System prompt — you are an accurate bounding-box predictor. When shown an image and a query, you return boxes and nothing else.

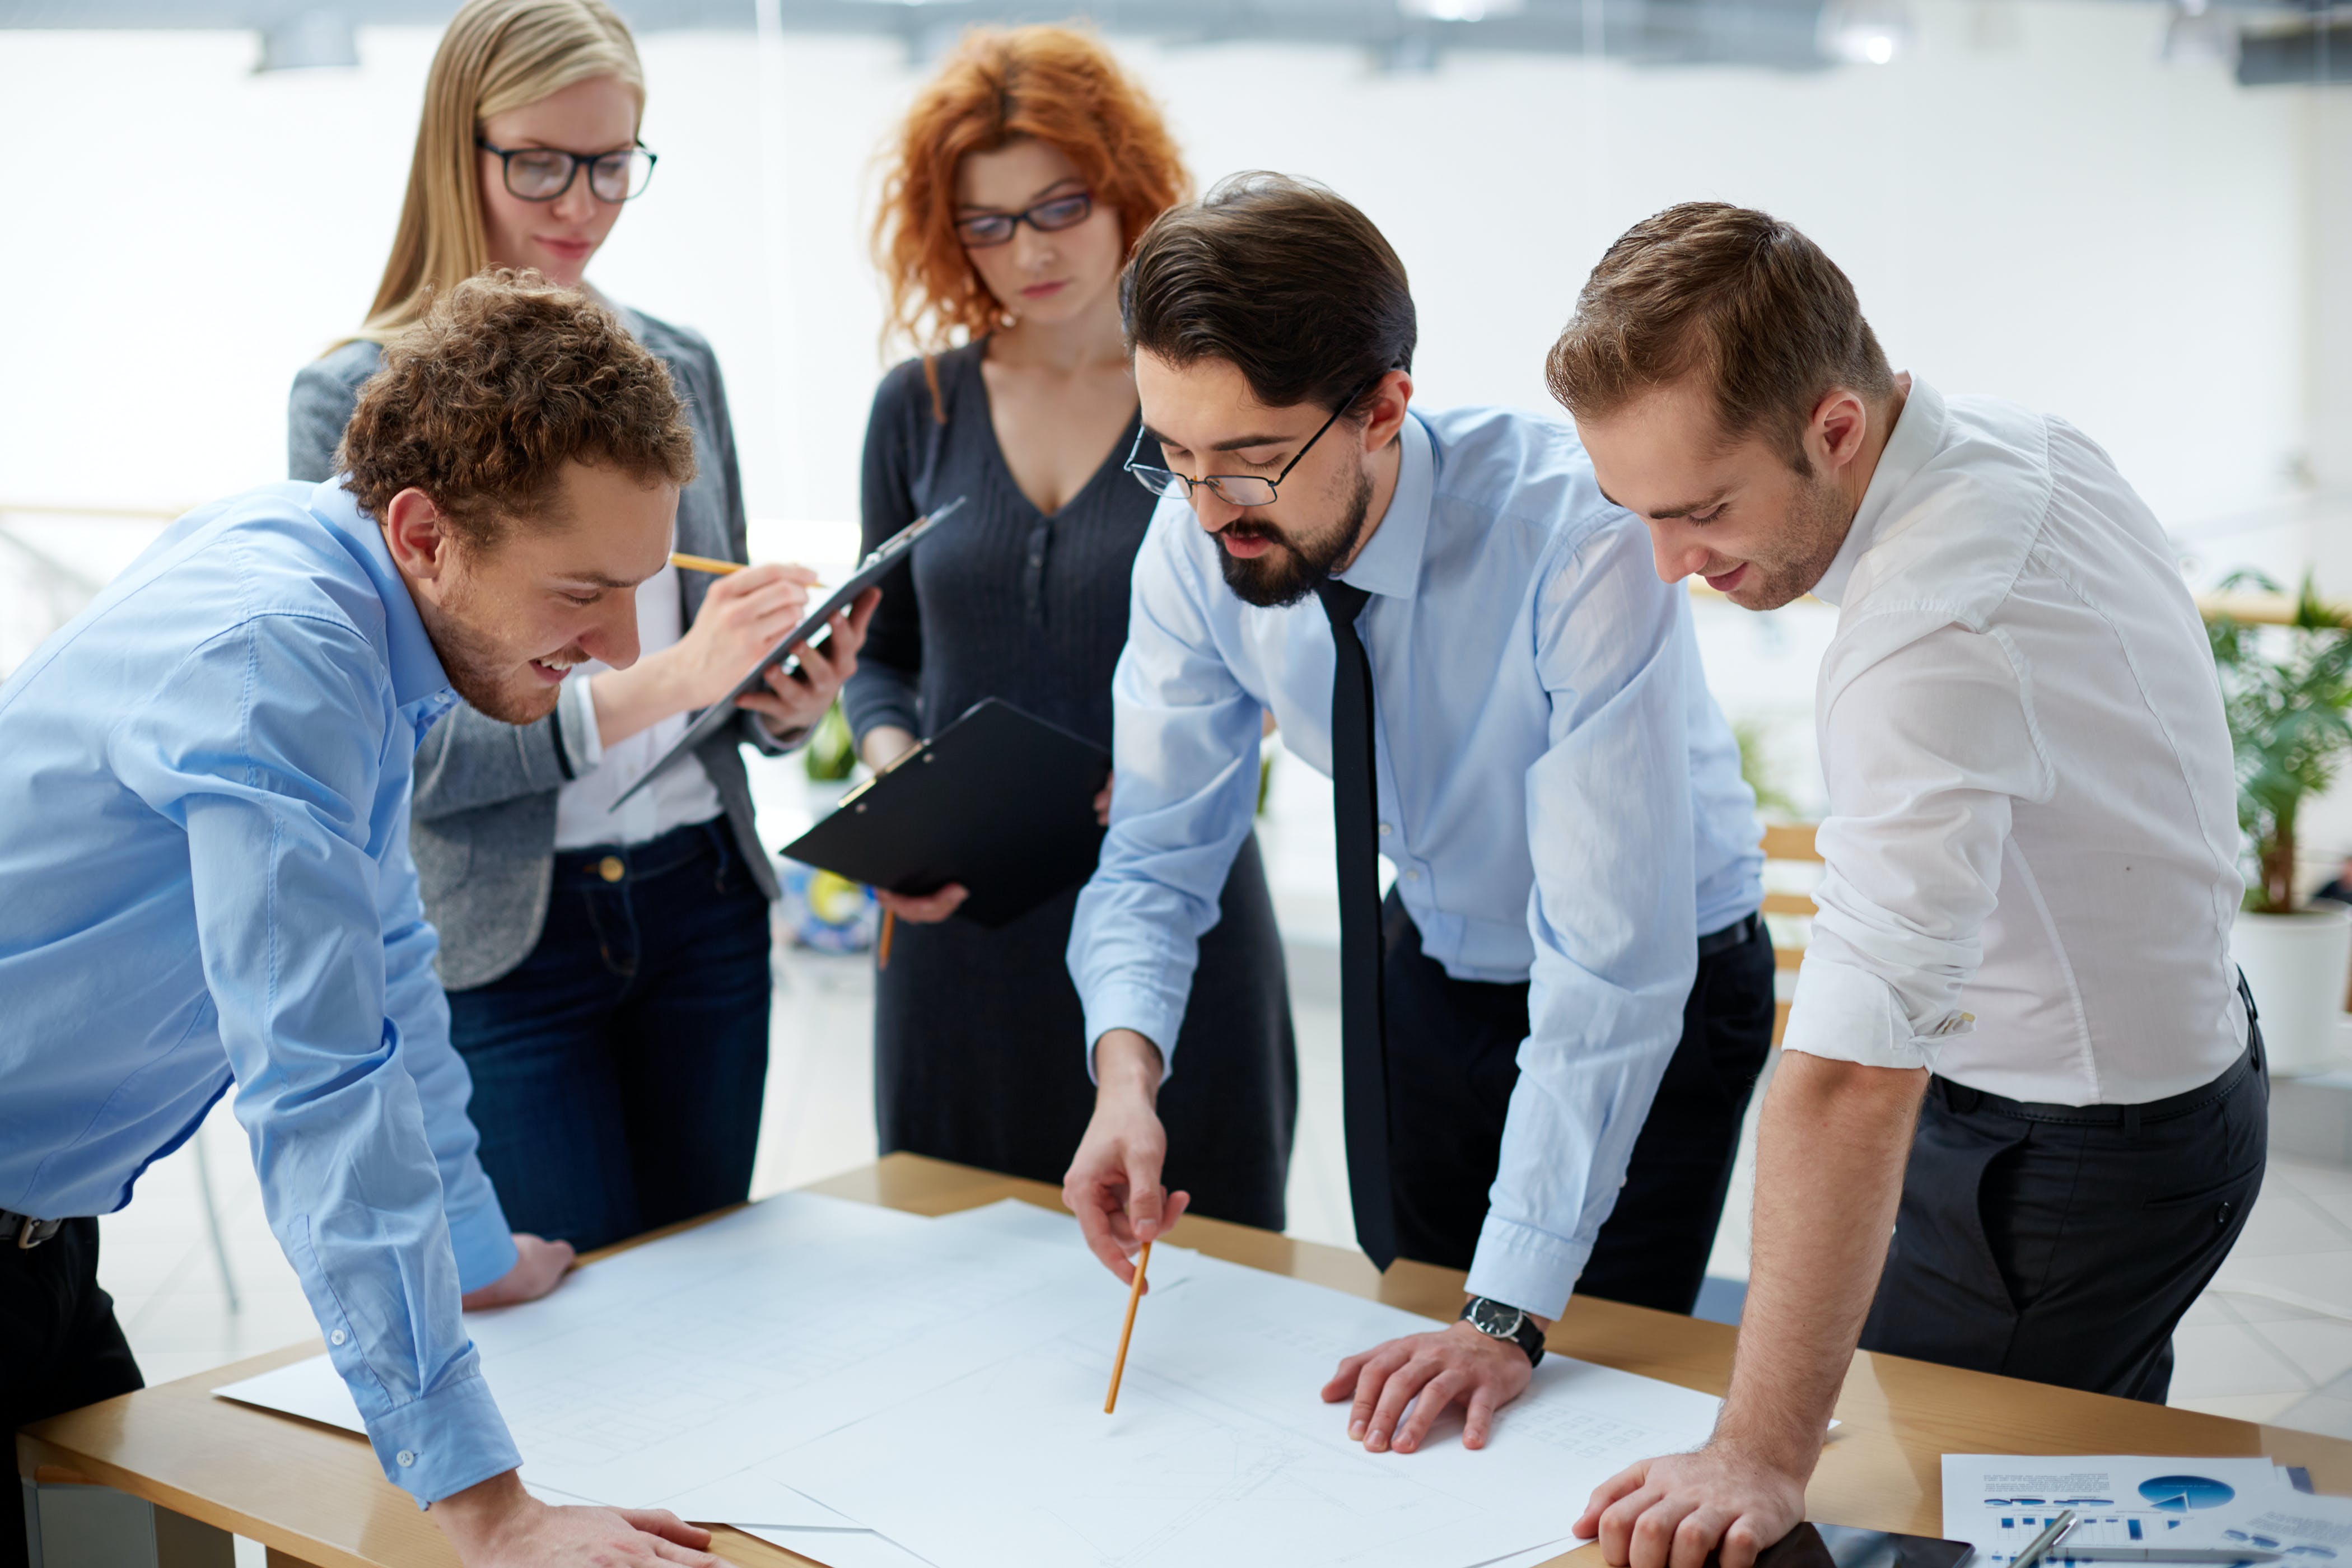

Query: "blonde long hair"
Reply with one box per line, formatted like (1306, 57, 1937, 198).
(354, 0, 643, 343)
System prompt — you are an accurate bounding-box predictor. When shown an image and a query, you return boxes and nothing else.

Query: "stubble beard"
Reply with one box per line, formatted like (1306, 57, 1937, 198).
(1734, 467, 1857, 611)
(1216, 461, 1376, 610)
(425, 575, 566, 726)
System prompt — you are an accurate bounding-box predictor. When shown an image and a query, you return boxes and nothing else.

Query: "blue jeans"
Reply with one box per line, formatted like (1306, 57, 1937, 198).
(447, 818, 772, 1254)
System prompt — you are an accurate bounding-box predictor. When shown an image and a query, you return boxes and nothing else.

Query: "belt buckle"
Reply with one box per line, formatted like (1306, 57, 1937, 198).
(16, 1215, 52, 1249)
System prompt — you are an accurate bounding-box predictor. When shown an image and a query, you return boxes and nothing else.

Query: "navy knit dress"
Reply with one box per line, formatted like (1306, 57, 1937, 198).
(843, 342, 1296, 1228)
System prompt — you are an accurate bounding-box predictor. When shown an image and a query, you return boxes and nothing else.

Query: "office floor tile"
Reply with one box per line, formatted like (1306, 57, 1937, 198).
(2275, 1393, 2352, 1439)
(2169, 1321, 2311, 1399)
(2171, 1392, 2311, 1424)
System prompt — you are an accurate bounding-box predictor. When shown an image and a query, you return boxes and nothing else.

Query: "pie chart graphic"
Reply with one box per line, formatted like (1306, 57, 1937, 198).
(2139, 1477, 2238, 1512)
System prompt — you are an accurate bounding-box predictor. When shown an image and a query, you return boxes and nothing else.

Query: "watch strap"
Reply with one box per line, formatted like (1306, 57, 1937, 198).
(1459, 1296, 1546, 1367)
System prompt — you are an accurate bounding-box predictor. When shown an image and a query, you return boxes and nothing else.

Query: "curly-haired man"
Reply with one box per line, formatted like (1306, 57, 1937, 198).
(0, 272, 863, 1567)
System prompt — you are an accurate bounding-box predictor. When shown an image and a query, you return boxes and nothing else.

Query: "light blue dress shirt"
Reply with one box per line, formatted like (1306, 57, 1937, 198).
(0, 480, 521, 1505)
(1069, 407, 1763, 1316)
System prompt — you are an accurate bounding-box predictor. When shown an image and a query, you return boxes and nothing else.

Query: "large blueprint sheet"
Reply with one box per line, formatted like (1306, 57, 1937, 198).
(762, 1252, 1719, 1568)
(216, 1192, 1720, 1568)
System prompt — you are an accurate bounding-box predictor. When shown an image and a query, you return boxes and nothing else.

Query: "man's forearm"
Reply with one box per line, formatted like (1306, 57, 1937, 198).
(1716, 1051, 1928, 1468)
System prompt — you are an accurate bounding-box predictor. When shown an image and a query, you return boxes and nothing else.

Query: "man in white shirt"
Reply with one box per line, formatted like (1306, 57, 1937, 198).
(1552, 203, 2265, 1568)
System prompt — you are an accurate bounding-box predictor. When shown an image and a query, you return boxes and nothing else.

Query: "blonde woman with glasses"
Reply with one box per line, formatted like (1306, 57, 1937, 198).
(289, 0, 869, 1260)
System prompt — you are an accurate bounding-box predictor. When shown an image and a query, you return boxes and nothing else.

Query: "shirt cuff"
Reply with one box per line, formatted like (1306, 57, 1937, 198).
(1081, 982, 1183, 1085)
(558, 675, 603, 775)
(446, 1197, 519, 1298)
(1465, 1213, 1594, 1322)
(360, 1363, 521, 1508)
(1781, 956, 1950, 1071)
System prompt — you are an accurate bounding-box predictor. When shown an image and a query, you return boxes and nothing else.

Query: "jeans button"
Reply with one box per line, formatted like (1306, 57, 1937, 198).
(598, 856, 624, 883)
(2217, 1199, 2235, 1227)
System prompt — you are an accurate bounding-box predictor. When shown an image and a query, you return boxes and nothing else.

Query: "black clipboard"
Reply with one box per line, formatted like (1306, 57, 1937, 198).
(780, 698, 1111, 928)
(610, 495, 967, 809)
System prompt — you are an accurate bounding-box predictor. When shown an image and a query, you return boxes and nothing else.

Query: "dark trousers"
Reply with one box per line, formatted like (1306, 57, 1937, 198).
(1859, 1017, 2270, 1402)
(1381, 896, 1778, 1313)
(3, 1219, 143, 1568)
(449, 818, 773, 1256)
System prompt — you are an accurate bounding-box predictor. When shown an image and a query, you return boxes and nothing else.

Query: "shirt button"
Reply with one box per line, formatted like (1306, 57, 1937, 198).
(396, 1450, 416, 1468)
(1404, 869, 1421, 881)
(330, 1329, 347, 1346)
(1378, 823, 1392, 836)
(598, 856, 624, 883)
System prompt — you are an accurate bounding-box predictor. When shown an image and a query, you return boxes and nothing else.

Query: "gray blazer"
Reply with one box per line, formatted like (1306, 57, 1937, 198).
(288, 306, 784, 992)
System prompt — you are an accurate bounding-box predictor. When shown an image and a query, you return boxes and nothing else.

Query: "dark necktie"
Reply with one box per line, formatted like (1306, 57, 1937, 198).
(1315, 578, 1398, 1271)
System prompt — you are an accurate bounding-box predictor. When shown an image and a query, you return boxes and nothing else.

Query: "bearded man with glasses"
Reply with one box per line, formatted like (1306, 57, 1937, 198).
(1061, 172, 1772, 1459)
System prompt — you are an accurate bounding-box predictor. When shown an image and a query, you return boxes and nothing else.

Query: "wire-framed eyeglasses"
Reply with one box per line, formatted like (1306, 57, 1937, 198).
(1124, 377, 1381, 508)
(954, 190, 1095, 249)
(476, 138, 657, 203)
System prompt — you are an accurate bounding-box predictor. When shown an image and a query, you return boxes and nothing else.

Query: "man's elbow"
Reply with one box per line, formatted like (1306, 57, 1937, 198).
(1772, 1048, 1930, 1121)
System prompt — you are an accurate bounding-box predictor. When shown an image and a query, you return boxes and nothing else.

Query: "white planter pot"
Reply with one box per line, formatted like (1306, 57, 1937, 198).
(2231, 904, 2352, 1076)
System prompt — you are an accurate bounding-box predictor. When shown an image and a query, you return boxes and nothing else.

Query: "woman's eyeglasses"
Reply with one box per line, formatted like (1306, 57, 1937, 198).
(477, 139, 657, 204)
(954, 190, 1094, 249)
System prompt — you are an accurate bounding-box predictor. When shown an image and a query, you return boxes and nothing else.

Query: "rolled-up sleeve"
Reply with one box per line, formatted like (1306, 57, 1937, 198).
(1467, 520, 1700, 1319)
(116, 617, 519, 1506)
(1783, 622, 2051, 1070)
(1067, 509, 1264, 1075)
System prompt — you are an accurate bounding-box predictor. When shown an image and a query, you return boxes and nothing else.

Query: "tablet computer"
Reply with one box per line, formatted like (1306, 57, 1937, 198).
(609, 494, 965, 809)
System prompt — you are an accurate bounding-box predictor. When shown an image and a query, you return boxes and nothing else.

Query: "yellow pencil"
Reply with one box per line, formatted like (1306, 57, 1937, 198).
(1104, 1239, 1152, 1415)
(669, 551, 744, 575)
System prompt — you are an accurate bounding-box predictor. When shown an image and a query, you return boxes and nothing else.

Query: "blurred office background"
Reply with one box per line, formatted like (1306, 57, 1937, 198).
(12, 0, 2352, 1480)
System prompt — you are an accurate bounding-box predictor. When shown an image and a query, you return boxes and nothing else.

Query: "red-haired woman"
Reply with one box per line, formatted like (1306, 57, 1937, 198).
(846, 26, 1295, 1228)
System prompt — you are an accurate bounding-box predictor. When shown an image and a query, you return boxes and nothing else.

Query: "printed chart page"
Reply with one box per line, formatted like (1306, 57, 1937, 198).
(771, 1252, 1719, 1568)
(2171, 1488, 2352, 1560)
(1942, 1456, 2297, 1563)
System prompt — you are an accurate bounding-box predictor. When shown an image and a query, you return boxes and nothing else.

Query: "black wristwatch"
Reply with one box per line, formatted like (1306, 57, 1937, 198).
(1459, 1296, 1546, 1367)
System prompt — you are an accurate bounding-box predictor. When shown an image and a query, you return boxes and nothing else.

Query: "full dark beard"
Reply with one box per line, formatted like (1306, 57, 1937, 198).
(1216, 463, 1375, 609)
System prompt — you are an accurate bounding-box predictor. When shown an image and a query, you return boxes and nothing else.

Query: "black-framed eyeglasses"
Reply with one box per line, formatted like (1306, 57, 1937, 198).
(1125, 376, 1382, 508)
(476, 138, 657, 203)
(954, 189, 1094, 249)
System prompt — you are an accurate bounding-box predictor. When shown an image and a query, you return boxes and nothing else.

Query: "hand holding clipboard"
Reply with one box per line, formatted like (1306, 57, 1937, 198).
(610, 495, 967, 809)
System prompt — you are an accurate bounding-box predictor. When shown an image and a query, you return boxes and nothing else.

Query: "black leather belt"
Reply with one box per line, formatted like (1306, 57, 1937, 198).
(1934, 972, 2264, 1131)
(2, 1210, 62, 1249)
(1698, 909, 1765, 960)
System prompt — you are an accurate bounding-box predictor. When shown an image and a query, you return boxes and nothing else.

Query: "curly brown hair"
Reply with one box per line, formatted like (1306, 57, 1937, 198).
(340, 269, 697, 548)
(871, 24, 1189, 354)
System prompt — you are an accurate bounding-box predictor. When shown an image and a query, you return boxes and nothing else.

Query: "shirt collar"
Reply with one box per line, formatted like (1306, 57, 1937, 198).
(1331, 410, 1434, 601)
(308, 478, 451, 711)
(1810, 375, 1945, 608)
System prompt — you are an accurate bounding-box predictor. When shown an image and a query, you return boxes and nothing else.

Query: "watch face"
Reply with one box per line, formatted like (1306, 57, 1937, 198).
(1471, 1299, 1525, 1338)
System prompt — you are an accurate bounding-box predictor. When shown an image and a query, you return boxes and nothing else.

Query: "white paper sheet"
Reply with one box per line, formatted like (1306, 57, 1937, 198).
(740, 1523, 940, 1568)
(2170, 1488, 2352, 1558)
(764, 1252, 1718, 1568)
(928, 1197, 1200, 1289)
(1942, 1456, 2298, 1563)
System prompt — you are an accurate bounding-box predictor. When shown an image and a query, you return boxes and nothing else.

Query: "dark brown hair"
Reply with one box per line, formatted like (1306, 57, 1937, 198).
(873, 24, 1190, 354)
(1546, 202, 1894, 470)
(340, 269, 696, 548)
(1123, 171, 1414, 421)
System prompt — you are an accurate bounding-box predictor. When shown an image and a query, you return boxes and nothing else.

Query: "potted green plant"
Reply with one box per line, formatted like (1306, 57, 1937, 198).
(2210, 570, 2352, 1073)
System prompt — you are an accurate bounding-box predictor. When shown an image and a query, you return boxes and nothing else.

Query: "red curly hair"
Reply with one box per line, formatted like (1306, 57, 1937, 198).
(872, 24, 1191, 355)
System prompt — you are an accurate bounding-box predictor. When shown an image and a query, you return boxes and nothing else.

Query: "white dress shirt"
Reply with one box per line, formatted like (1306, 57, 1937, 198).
(1784, 377, 2247, 1105)
(1071, 407, 1763, 1315)
(551, 562, 725, 848)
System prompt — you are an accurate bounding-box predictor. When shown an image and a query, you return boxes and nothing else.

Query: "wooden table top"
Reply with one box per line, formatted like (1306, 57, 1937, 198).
(22, 1153, 2352, 1568)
